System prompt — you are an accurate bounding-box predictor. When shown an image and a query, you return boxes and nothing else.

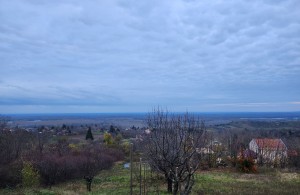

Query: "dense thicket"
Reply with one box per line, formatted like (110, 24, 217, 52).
(27, 144, 123, 189)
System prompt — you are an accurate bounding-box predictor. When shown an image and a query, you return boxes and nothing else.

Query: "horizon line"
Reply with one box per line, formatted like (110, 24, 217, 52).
(2, 111, 300, 115)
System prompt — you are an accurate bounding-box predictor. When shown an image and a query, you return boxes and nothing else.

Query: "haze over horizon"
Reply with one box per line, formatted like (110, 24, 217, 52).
(1, 0, 300, 114)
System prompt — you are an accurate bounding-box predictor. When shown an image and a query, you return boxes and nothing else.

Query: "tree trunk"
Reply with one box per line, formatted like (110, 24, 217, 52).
(84, 176, 93, 191)
(167, 177, 172, 193)
(86, 180, 92, 191)
(173, 181, 179, 195)
(183, 175, 194, 195)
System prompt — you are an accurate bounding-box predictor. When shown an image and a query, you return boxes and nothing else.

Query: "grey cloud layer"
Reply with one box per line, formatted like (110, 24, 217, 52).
(0, 0, 299, 112)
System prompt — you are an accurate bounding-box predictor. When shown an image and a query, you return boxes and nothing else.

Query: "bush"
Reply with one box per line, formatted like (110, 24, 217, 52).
(0, 161, 22, 188)
(103, 132, 114, 145)
(29, 144, 124, 187)
(22, 162, 40, 187)
(237, 157, 257, 173)
(121, 141, 131, 157)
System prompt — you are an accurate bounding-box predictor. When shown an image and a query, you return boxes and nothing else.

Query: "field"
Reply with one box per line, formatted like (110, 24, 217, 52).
(1, 163, 300, 195)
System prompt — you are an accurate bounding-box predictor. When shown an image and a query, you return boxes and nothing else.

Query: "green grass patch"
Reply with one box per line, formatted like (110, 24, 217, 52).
(1, 165, 300, 195)
(193, 170, 300, 195)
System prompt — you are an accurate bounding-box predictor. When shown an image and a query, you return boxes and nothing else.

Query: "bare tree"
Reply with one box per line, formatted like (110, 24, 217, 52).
(0, 118, 36, 187)
(144, 109, 206, 194)
(79, 145, 124, 191)
(0, 115, 8, 130)
(30, 142, 123, 189)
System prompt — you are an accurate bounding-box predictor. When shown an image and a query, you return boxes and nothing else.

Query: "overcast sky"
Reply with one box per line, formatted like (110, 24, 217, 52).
(0, 0, 300, 113)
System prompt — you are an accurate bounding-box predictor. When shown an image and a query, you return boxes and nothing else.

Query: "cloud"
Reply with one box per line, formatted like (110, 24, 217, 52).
(0, 0, 299, 113)
(290, 102, 300, 105)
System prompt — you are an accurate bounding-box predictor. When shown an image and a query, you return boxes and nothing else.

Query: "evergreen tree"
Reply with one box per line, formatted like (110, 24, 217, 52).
(109, 125, 115, 133)
(86, 127, 94, 140)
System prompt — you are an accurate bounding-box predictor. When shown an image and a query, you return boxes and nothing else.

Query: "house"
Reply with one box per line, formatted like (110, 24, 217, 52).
(196, 140, 223, 155)
(249, 138, 288, 166)
(238, 149, 257, 159)
(196, 147, 214, 155)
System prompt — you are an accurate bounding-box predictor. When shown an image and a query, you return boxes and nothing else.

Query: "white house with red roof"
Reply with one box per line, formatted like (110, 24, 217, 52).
(249, 138, 288, 165)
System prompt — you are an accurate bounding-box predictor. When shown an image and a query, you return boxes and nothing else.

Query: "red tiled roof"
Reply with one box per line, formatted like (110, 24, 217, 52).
(254, 138, 286, 150)
(288, 150, 298, 157)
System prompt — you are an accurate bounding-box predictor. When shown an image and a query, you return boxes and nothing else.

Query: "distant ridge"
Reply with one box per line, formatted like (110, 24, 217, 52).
(5, 111, 300, 121)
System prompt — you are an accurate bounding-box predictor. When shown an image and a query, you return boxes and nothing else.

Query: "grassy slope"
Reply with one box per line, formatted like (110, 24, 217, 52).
(194, 169, 300, 195)
(1, 165, 300, 195)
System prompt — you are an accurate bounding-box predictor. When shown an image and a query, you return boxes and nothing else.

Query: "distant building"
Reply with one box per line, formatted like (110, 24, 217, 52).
(144, 129, 151, 134)
(249, 138, 288, 166)
(196, 147, 214, 154)
(238, 149, 257, 159)
(196, 140, 223, 155)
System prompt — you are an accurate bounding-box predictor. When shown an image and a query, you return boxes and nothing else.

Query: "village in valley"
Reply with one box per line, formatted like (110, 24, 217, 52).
(1, 113, 300, 194)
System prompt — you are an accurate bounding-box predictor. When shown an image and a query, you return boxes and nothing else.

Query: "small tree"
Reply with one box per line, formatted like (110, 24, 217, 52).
(79, 146, 123, 191)
(114, 134, 123, 146)
(144, 108, 206, 194)
(236, 148, 257, 173)
(86, 127, 94, 140)
(22, 162, 40, 187)
(0, 115, 8, 130)
(103, 132, 114, 145)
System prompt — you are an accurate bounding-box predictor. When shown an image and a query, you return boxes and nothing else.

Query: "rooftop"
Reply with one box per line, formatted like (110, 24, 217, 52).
(253, 138, 286, 150)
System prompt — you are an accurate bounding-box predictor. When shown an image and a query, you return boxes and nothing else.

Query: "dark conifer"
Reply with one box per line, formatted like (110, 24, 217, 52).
(86, 127, 94, 140)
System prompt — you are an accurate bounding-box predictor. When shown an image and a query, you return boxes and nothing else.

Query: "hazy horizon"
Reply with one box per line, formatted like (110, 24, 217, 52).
(3, 111, 300, 115)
